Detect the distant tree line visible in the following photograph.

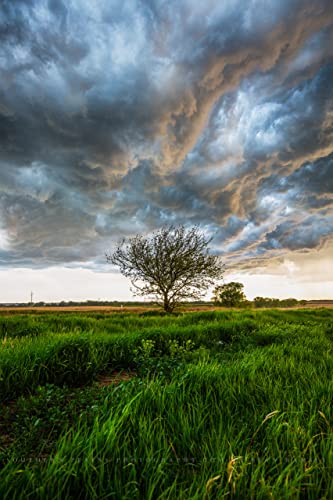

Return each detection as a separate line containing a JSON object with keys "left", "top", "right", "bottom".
{"left": 0, "top": 300, "right": 159, "bottom": 308}
{"left": 0, "top": 296, "right": 310, "bottom": 309}
{"left": 252, "top": 297, "right": 307, "bottom": 308}
{"left": 212, "top": 282, "right": 308, "bottom": 308}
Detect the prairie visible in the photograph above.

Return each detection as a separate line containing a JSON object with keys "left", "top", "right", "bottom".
{"left": 0, "top": 308, "right": 333, "bottom": 499}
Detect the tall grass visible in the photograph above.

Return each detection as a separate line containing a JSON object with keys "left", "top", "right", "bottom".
{"left": 0, "top": 309, "right": 332, "bottom": 498}
{"left": 0, "top": 316, "right": 259, "bottom": 401}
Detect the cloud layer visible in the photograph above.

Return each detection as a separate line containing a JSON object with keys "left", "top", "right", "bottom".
{"left": 0, "top": 0, "right": 332, "bottom": 274}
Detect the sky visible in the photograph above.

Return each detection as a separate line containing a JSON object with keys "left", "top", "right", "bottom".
{"left": 0, "top": 0, "right": 333, "bottom": 303}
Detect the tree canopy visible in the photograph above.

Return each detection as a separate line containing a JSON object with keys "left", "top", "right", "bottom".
{"left": 106, "top": 225, "right": 224, "bottom": 312}
{"left": 213, "top": 281, "right": 247, "bottom": 307}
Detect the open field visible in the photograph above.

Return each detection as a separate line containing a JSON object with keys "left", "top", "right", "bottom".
{"left": 0, "top": 300, "right": 332, "bottom": 314}
{"left": 305, "top": 301, "right": 333, "bottom": 308}
{"left": 1, "top": 308, "right": 333, "bottom": 499}
{"left": 0, "top": 305, "right": 160, "bottom": 314}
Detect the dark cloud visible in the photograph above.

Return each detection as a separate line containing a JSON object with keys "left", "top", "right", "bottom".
{"left": 259, "top": 152, "right": 333, "bottom": 212}
{"left": 260, "top": 215, "right": 333, "bottom": 251}
{"left": 0, "top": 0, "right": 332, "bottom": 271}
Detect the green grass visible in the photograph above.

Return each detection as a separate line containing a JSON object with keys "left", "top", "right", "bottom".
{"left": 0, "top": 308, "right": 333, "bottom": 498}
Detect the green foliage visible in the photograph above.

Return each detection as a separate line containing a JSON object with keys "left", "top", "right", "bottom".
{"left": 213, "top": 281, "right": 247, "bottom": 307}
{"left": 253, "top": 296, "right": 305, "bottom": 308}
{"left": 133, "top": 338, "right": 156, "bottom": 359}
{"left": 167, "top": 338, "right": 194, "bottom": 358}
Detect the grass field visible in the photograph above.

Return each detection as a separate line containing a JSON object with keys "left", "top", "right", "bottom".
{"left": 0, "top": 308, "right": 333, "bottom": 499}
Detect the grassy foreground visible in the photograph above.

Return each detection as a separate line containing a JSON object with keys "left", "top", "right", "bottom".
{"left": 0, "top": 308, "right": 333, "bottom": 499}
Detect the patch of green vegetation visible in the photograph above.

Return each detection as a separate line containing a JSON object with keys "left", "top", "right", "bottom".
{"left": 0, "top": 309, "right": 332, "bottom": 498}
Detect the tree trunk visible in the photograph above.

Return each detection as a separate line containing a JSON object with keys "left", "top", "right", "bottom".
{"left": 163, "top": 294, "right": 173, "bottom": 313}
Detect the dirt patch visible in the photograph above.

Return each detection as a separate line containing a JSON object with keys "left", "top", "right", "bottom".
{"left": 95, "top": 370, "right": 134, "bottom": 388}
{"left": 0, "top": 433, "right": 15, "bottom": 447}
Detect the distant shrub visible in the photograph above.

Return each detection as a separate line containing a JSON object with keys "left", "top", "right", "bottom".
{"left": 213, "top": 282, "right": 247, "bottom": 307}
{"left": 253, "top": 297, "right": 302, "bottom": 308}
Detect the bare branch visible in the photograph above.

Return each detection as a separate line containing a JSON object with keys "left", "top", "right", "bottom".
{"left": 106, "top": 225, "right": 224, "bottom": 312}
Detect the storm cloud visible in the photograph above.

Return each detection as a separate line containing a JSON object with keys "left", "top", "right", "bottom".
{"left": 0, "top": 0, "right": 333, "bottom": 273}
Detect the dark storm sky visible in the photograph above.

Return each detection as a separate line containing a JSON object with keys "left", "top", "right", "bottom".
{"left": 0, "top": 0, "right": 332, "bottom": 281}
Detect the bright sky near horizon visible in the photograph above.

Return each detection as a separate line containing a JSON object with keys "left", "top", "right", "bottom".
{"left": 0, "top": 0, "right": 332, "bottom": 302}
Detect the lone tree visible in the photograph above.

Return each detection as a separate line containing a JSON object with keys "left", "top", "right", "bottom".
{"left": 106, "top": 225, "right": 224, "bottom": 313}
{"left": 213, "top": 281, "right": 246, "bottom": 307}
